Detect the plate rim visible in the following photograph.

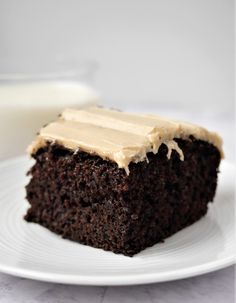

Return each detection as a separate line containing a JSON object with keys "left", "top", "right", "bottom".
{"left": 0, "top": 156, "right": 235, "bottom": 286}
{"left": 0, "top": 255, "right": 235, "bottom": 286}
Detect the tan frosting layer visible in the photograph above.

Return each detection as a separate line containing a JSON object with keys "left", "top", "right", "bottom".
{"left": 28, "top": 106, "right": 223, "bottom": 173}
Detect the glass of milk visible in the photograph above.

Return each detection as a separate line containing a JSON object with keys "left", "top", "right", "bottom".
{"left": 0, "top": 64, "right": 100, "bottom": 160}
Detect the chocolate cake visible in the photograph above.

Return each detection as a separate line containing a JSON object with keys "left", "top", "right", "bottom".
{"left": 25, "top": 106, "right": 223, "bottom": 256}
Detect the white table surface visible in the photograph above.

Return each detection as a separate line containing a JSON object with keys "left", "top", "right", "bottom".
{"left": 0, "top": 107, "right": 235, "bottom": 302}
{"left": 0, "top": 266, "right": 235, "bottom": 303}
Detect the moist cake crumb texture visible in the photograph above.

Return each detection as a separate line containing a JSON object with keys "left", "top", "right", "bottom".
{"left": 25, "top": 106, "right": 222, "bottom": 256}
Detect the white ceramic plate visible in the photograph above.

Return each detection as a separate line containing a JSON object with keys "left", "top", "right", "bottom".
{"left": 0, "top": 157, "right": 235, "bottom": 286}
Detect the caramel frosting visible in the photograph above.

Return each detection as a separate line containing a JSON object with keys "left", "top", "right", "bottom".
{"left": 28, "top": 106, "right": 223, "bottom": 174}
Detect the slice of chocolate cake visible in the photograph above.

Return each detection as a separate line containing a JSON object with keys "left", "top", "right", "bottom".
{"left": 25, "top": 106, "right": 223, "bottom": 256}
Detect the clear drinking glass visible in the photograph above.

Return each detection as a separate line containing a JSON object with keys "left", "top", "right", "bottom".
{"left": 0, "top": 60, "right": 100, "bottom": 159}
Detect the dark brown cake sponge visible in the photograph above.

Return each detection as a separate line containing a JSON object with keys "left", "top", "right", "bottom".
{"left": 25, "top": 137, "right": 221, "bottom": 256}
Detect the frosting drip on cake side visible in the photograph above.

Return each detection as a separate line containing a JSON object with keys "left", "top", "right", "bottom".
{"left": 28, "top": 106, "right": 223, "bottom": 174}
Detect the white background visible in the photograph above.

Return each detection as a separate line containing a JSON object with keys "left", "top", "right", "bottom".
{"left": 0, "top": 0, "right": 234, "bottom": 112}
{"left": 0, "top": 1, "right": 235, "bottom": 302}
